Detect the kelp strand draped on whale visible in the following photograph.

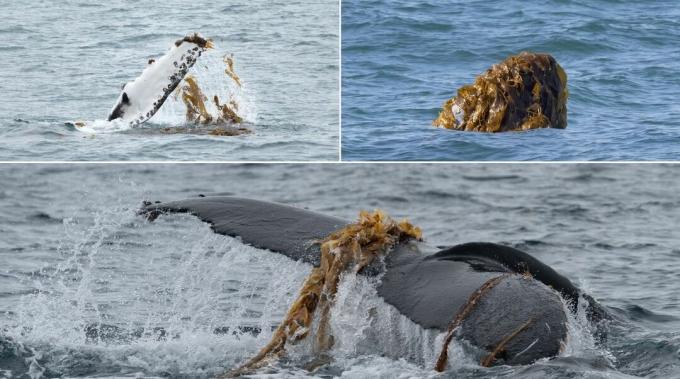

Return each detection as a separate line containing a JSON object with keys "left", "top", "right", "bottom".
{"left": 226, "top": 210, "right": 422, "bottom": 376}
{"left": 433, "top": 52, "right": 568, "bottom": 132}
{"left": 139, "top": 196, "right": 607, "bottom": 376}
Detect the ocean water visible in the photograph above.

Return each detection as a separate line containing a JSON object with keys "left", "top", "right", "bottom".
{"left": 342, "top": 0, "right": 680, "bottom": 160}
{"left": 0, "top": 0, "right": 339, "bottom": 161}
{"left": 1, "top": 164, "right": 679, "bottom": 378}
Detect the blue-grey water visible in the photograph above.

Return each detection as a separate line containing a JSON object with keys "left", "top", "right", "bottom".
{"left": 342, "top": 0, "right": 680, "bottom": 160}
{"left": 1, "top": 164, "right": 679, "bottom": 378}
{"left": 0, "top": 0, "right": 339, "bottom": 161}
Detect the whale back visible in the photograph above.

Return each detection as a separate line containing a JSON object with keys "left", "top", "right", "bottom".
{"left": 432, "top": 242, "right": 580, "bottom": 304}
{"left": 141, "top": 197, "right": 589, "bottom": 366}
{"left": 379, "top": 243, "right": 570, "bottom": 366}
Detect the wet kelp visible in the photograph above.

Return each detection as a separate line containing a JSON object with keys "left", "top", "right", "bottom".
{"left": 224, "top": 55, "right": 242, "bottom": 88}
{"left": 181, "top": 75, "right": 214, "bottom": 124}
{"left": 433, "top": 52, "right": 568, "bottom": 132}
{"left": 178, "top": 54, "right": 246, "bottom": 131}
{"left": 180, "top": 75, "right": 244, "bottom": 125}
{"left": 225, "top": 210, "right": 422, "bottom": 377}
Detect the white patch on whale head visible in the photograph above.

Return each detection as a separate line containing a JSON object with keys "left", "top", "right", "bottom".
{"left": 451, "top": 101, "right": 465, "bottom": 126}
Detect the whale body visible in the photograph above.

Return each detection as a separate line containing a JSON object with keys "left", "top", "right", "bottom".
{"left": 107, "top": 33, "right": 214, "bottom": 126}
{"left": 140, "top": 196, "right": 606, "bottom": 367}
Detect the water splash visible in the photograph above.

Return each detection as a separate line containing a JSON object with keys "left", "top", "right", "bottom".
{"left": 5, "top": 212, "right": 307, "bottom": 377}
{"left": 153, "top": 50, "right": 256, "bottom": 126}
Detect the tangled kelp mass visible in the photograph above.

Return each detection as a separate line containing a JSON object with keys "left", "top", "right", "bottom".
{"left": 178, "top": 55, "right": 245, "bottom": 126}
{"left": 433, "top": 52, "right": 568, "bottom": 132}
{"left": 158, "top": 126, "right": 251, "bottom": 136}
{"left": 226, "top": 210, "right": 422, "bottom": 377}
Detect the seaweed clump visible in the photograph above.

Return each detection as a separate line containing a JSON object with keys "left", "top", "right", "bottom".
{"left": 224, "top": 210, "right": 422, "bottom": 377}
{"left": 179, "top": 53, "right": 245, "bottom": 128}
{"left": 433, "top": 52, "right": 568, "bottom": 132}
{"left": 175, "top": 32, "right": 214, "bottom": 49}
{"left": 181, "top": 75, "right": 214, "bottom": 124}
{"left": 208, "top": 126, "right": 251, "bottom": 136}
{"left": 180, "top": 76, "right": 244, "bottom": 125}
{"left": 213, "top": 95, "right": 243, "bottom": 124}
{"left": 158, "top": 126, "right": 251, "bottom": 136}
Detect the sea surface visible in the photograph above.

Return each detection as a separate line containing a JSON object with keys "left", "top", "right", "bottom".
{"left": 342, "top": 0, "right": 680, "bottom": 160}
{"left": 0, "top": 0, "right": 339, "bottom": 161}
{"left": 1, "top": 164, "right": 679, "bottom": 378}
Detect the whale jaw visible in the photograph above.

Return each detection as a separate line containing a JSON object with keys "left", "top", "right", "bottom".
{"left": 107, "top": 33, "right": 213, "bottom": 126}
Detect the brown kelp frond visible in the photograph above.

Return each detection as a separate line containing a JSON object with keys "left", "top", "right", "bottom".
{"left": 480, "top": 318, "right": 533, "bottom": 367}
{"left": 208, "top": 126, "right": 251, "bottom": 136}
{"left": 433, "top": 52, "right": 568, "bottom": 132}
{"left": 213, "top": 95, "right": 243, "bottom": 124}
{"left": 224, "top": 210, "right": 422, "bottom": 378}
{"left": 434, "top": 274, "right": 509, "bottom": 372}
{"left": 158, "top": 126, "right": 251, "bottom": 136}
{"left": 224, "top": 54, "right": 242, "bottom": 87}
{"left": 180, "top": 63, "right": 245, "bottom": 126}
{"left": 181, "top": 75, "right": 213, "bottom": 124}
{"left": 175, "top": 32, "right": 214, "bottom": 49}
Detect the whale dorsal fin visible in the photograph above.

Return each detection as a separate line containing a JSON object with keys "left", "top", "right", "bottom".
{"left": 432, "top": 242, "right": 581, "bottom": 304}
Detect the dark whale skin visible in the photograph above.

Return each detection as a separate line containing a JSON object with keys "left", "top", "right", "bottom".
{"left": 142, "top": 196, "right": 346, "bottom": 266}
{"left": 140, "top": 196, "right": 605, "bottom": 366}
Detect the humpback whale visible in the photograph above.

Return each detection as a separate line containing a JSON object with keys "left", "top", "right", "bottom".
{"left": 140, "top": 196, "right": 606, "bottom": 373}
{"left": 107, "top": 33, "right": 214, "bottom": 125}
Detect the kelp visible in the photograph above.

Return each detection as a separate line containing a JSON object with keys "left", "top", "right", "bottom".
{"left": 224, "top": 210, "right": 422, "bottom": 378}
{"left": 179, "top": 55, "right": 245, "bottom": 126}
{"left": 181, "top": 75, "right": 214, "bottom": 124}
{"left": 433, "top": 52, "right": 568, "bottom": 132}
{"left": 208, "top": 126, "right": 250, "bottom": 136}
{"left": 180, "top": 67, "right": 243, "bottom": 127}
{"left": 213, "top": 95, "right": 243, "bottom": 124}
{"left": 434, "top": 274, "right": 509, "bottom": 371}
{"left": 158, "top": 126, "right": 251, "bottom": 136}
{"left": 174, "top": 32, "right": 214, "bottom": 49}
